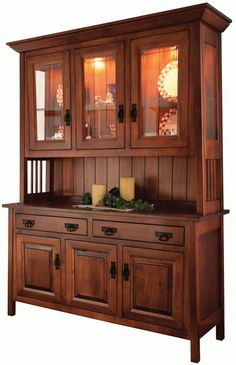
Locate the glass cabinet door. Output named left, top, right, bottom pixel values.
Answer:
left=76, top=43, right=124, bottom=149
left=131, top=31, right=189, bottom=149
left=28, top=52, right=71, bottom=150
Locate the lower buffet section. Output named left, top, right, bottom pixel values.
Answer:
left=7, top=206, right=225, bottom=363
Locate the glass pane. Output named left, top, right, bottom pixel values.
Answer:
left=83, top=55, right=116, bottom=140
left=204, top=44, right=217, bottom=140
left=141, top=46, right=178, bottom=137
left=35, top=63, right=65, bottom=141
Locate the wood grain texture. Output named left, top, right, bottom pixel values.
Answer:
left=173, top=157, right=187, bottom=200
left=51, top=156, right=196, bottom=203
left=107, top=157, right=119, bottom=190
left=84, top=158, right=96, bottom=193
left=159, top=157, right=173, bottom=200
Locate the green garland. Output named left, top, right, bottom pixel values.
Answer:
left=80, top=187, right=154, bottom=211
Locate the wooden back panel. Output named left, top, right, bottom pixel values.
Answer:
left=52, top=156, right=196, bottom=202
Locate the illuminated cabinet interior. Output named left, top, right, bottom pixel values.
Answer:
left=3, top=4, right=231, bottom=363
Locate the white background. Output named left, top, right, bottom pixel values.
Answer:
left=0, top=0, right=235, bottom=364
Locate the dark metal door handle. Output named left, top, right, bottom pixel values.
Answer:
left=110, top=261, right=117, bottom=279
left=118, top=104, right=124, bottom=123
left=64, top=109, right=71, bottom=126
left=54, top=254, right=61, bottom=270
left=131, top=104, right=137, bottom=122
left=123, top=263, right=129, bottom=281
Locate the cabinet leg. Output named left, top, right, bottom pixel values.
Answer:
left=8, top=299, right=15, bottom=316
left=190, top=338, right=200, bottom=363
left=216, top=323, right=225, bottom=341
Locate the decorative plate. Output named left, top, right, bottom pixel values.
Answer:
left=157, top=60, right=178, bottom=102
left=159, top=107, right=177, bottom=136
left=56, top=83, right=63, bottom=108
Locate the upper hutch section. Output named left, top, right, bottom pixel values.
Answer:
left=8, top=2, right=231, bottom=159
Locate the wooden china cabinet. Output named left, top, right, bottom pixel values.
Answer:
left=3, top=3, right=231, bottom=363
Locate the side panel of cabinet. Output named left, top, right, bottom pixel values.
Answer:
left=15, top=234, right=61, bottom=303
left=65, top=240, right=117, bottom=315
left=75, top=43, right=125, bottom=149
left=131, top=31, right=189, bottom=150
left=123, top=246, right=183, bottom=329
left=27, top=51, right=71, bottom=151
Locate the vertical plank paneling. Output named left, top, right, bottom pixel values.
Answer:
left=107, top=157, right=119, bottom=190
left=158, top=157, right=173, bottom=200
left=57, top=155, right=197, bottom=204
left=144, top=157, right=158, bottom=199
left=120, top=157, right=132, bottom=177
left=187, top=156, right=196, bottom=201
left=132, top=157, right=145, bottom=198
left=74, top=158, right=84, bottom=196
left=84, top=157, right=96, bottom=193
left=172, top=157, right=187, bottom=200
left=62, top=158, right=73, bottom=196
left=96, top=157, right=107, bottom=184
left=53, top=159, right=63, bottom=195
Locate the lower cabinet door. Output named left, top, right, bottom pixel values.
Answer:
left=122, top=246, right=183, bottom=329
left=15, top=234, right=61, bottom=303
left=65, top=240, right=117, bottom=315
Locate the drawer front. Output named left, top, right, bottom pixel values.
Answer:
left=93, top=220, right=184, bottom=245
left=16, top=214, right=87, bottom=235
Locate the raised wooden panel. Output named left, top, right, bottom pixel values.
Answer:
left=15, top=234, right=61, bottom=303
left=133, top=261, right=172, bottom=315
left=52, top=156, right=196, bottom=203
left=123, top=246, right=183, bottom=329
left=65, top=240, right=117, bottom=315
left=197, top=229, right=220, bottom=320
left=24, top=244, right=53, bottom=292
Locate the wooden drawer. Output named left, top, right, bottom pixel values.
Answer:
left=16, top=214, right=87, bottom=235
left=93, top=220, right=184, bottom=245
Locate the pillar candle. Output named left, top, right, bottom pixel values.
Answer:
left=92, top=184, right=107, bottom=206
left=120, top=177, right=135, bottom=201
